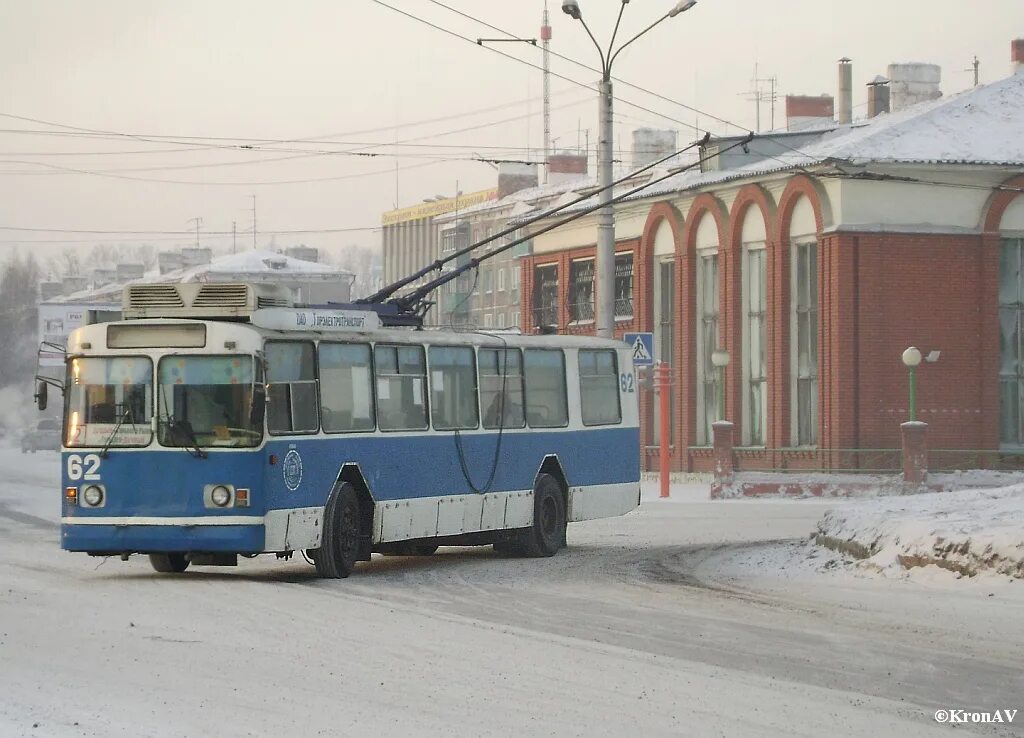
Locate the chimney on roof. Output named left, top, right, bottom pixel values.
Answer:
left=497, top=162, right=539, bottom=198
left=632, top=128, right=677, bottom=170
left=547, top=153, right=587, bottom=185
left=866, top=76, right=891, bottom=118
left=1013, top=39, right=1024, bottom=75
left=888, top=63, right=941, bottom=112
left=785, top=94, right=834, bottom=131
left=837, top=58, right=853, bottom=124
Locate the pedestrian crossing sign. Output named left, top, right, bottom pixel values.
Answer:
left=623, top=332, right=654, bottom=366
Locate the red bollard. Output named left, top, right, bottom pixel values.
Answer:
left=655, top=362, right=671, bottom=499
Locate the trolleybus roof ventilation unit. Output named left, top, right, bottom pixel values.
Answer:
left=123, top=282, right=294, bottom=321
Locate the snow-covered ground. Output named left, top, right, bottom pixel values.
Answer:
left=814, top=485, right=1024, bottom=579
left=1, top=446, right=1022, bottom=737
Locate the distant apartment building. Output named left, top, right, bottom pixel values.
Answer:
left=380, top=188, right=499, bottom=323
left=434, top=157, right=591, bottom=329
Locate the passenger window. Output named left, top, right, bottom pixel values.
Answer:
left=579, top=350, right=621, bottom=425
left=374, top=345, right=428, bottom=431
left=479, top=348, right=525, bottom=429
left=319, top=343, right=375, bottom=433
left=524, top=349, right=568, bottom=427
left=429, top=346, right=479, bottom=430
left=265, top=341, right=318, bottom=434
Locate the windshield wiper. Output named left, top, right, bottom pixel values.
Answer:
left=99, top=405, right=132, bottom=458
left=167, top=417, right=208, bottom=459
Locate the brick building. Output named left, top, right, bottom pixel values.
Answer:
left=520, top=48, right=1024, bottom=471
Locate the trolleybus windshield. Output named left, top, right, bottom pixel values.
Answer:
left=65, top=356, right=154, bottom=448
left=157, top=355, right=263, bottom=448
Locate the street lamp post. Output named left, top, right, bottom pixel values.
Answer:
left=562, top=0, right=697, bottom=338
left=902, top=346, right=922, bottom=421
left=711, top=349, right=730, bottom=421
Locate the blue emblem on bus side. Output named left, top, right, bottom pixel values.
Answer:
left=283, top=450, right=303, bottom=491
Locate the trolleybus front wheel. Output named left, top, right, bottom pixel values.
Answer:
left=313, top=482, right=361, bottom=578
left=148, top=553, right=189, bottom=573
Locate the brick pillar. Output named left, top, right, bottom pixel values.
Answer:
left=710, top=421, right=735, bottom=498
left=901, top=421, right=928, bottom=485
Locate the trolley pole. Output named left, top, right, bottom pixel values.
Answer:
left=656, top=361, right=672, bottom=499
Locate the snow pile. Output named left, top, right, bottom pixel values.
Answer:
left=814, top=485, right=1024, bottom=579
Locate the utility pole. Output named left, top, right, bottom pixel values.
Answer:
left=251, top=194, right=257, bottom=250
left=563, top=0, right=698, bottom=338
left=741, top=63, right=778, bottom=133
left=541, top=1, right=552, bottom=183
left=232, top=221, right=237, bottom=254
left=965, top=55, right=980, bottom=86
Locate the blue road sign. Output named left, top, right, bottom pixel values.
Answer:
left=623, top=332, right=654, bottom=366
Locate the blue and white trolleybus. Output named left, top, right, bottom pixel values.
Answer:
left=51, top=282, right=640, bottom=577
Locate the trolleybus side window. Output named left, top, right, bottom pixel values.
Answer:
left=374, top=344, right=428, bottom=431
left=579, top=349, right=622, bottom=426
left=265, top=341, right=319, bottom=434
left=428, top=346, right=479, bottom=431
left=66, top=356, right=153, bottom=447
left=319, top=342, right=375, bottom=433
left=523, top=349, right=568, bottom=428
left=479, top=348, right=525, bottom=429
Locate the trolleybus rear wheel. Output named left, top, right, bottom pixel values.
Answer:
left=519, top=473, right=566, bottom=558
left=313, top=482, right=361, bottom=578
left=148, top=553, right=189, bottom=573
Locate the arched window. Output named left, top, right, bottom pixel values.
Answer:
left=999, top=197, right=1024, bottom=446
left=789, top=196, right=818, bottom=446
left=741, top=208, right=767, bottom=446
left=695, top=214, right=720, bottom=445
left=651, top=219, right=676, bottom=445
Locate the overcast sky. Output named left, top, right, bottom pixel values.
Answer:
left=1, top=0, right=1020, bottom=264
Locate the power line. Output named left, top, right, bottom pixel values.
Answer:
left=0, top=224, right=381, bottom=235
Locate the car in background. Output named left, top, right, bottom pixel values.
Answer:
left=21, top=418, right=60, bottom=453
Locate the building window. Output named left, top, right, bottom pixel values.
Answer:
left=696, top=249, right=719, bottom=445
left=792, top=241, right=818, bottom=446
left=483, top=269, right=493, bottom=293
left=569, top=258, right=595, bottom=322
left=614, top=253, right=634, bottom=319
left=1000, top=238, right=1024, bottom=445
left=533, top=264, right=559, bottom=329
left=744, top=245, right=767, bottom=446
left=483, top=313, right=493, bottom=328
left=497, top=268, right=506, bottom=292
left=512, top=267, right=521, bottom=289
left=653, top=259, right=675, bottom=444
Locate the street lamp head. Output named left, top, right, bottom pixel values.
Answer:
left=711, top=349, right=730, bottom=368
left=902, top=346, right=922, bottom=368
left=668, top=0, right=697, bottom=17
left=561, top=0, right=582, bottom=20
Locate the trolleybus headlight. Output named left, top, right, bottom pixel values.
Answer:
left=82, top=485, right=104, bottom=507
left=210, top=485, right=232, bottom=507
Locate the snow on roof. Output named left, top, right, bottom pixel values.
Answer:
left=48, top=250, right=352, bottom=304
left=541, top=73, right=1024, bottom=217
left=179, top=250, right=348, bottom=280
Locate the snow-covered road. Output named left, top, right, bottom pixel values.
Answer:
left=1, top=447, right=1021, bottom=737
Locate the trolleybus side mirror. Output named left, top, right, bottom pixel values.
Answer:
left=34, top=380, right=47, bottom=412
